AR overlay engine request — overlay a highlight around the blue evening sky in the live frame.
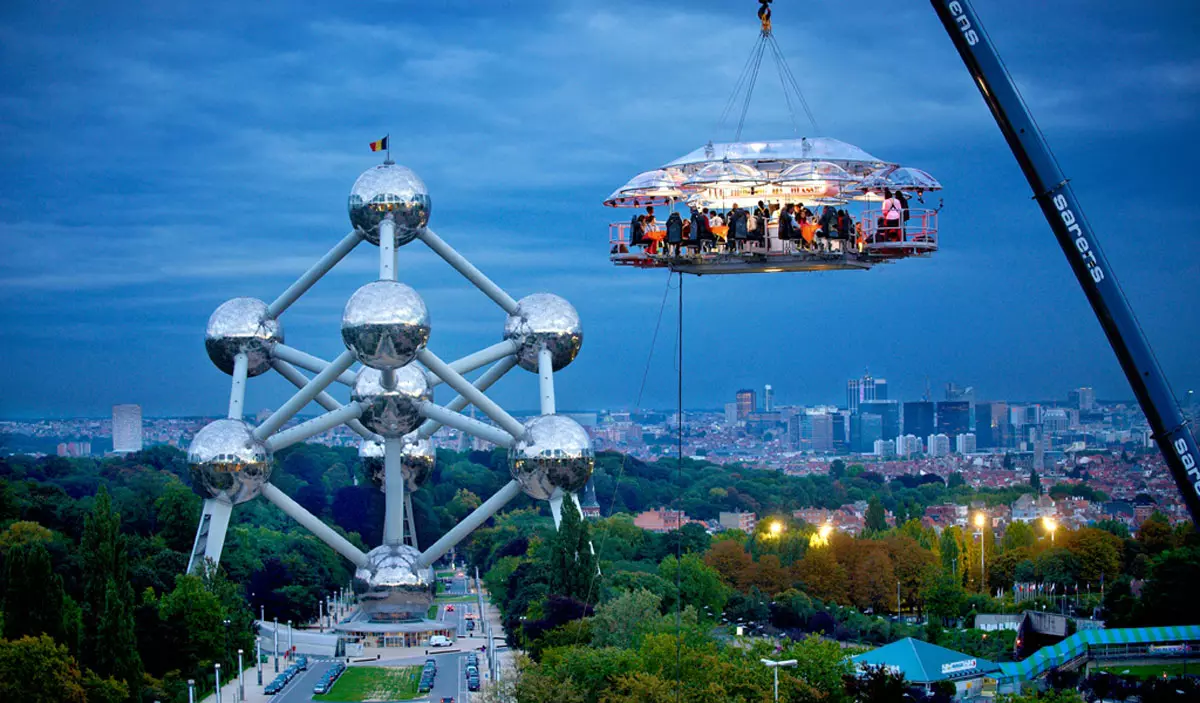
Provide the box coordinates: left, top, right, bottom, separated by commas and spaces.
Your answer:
1, 0, 1197, 419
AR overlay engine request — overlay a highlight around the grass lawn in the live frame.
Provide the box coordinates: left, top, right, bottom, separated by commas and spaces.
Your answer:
436, 595, 477, 603
313, 666, 422, 702
435, 569, 454, 577
1098, 662, 1197, 679
426, 604, 437, 619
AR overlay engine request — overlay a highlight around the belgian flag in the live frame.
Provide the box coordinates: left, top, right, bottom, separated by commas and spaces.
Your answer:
369, 136, 389, 152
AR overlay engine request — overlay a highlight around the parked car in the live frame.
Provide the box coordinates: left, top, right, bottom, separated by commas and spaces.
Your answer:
467, 676, 480, 691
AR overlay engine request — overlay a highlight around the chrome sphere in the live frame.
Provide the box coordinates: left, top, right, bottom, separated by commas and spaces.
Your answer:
342, 281, 430, 370
357, 434, 434, 492
353, 544, 435, 612
503, 293, 583, 372
352, 366, 431, 437
187, 419, 272, 504
509, 414, 594, 500
348, 163, 430, 246
399, 435, 435, 491
358, 437, 386, 488
204, 297, 283, 377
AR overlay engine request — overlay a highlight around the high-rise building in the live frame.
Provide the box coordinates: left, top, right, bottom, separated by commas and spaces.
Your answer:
945, 382, 974, 402
724, 402, 739, 426
736, 389, 756, 419
875, 379, 888, 401
1067, 387, 1096, 412
897, 434, 923, 457
974, 401, 1008, 449
956, 433, 977, 454
832, 411, 849, 453
903, 401, 935, 440
873, 438, 896, 457
851, 413, 882, 454
937, 401, 970, 439
810, 413, 834, 453
847, 379, 860, 414
860, 400, 900, 441
927, 433, 951, 457
764, 385, 775, 412
112, 404, 143, 453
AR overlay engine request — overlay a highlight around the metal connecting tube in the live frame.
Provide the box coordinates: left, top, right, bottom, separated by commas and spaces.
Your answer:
229, 352, 249, 419
254, 350, 356, 441
271, 360, 377, 441
416, 480, 523, 568
264, 403, 364, 453
271, 344, 358, 387
416, 228, 519, 314
538, 345, 555, 415
425, 340, 519, 389
417, 356, 517, 438
261, 483, 369, 568
416, 349, 525, 439
267, 231, 365, 319
416, 401, 515, 448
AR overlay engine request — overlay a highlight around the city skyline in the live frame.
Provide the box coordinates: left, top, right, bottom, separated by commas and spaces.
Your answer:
1, 1, 1197, 420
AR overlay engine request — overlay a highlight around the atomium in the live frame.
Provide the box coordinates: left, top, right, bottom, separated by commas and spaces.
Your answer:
352, 365, 431, 437
348, 162, 430, 246
188, 418, 272, 504
184, 158, 591, 617
504, 293, 583, 372
205, 297, 283, 377
509, 414, 594, 500
342, 280, 430, 369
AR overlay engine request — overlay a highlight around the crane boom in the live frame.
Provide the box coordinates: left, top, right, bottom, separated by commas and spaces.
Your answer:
930, 0, 1200, 525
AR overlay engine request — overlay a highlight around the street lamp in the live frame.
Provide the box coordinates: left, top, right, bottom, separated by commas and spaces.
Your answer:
769, 520, 784, 537
237, 649, 245, 701
974, 512, 987, 592
760, 658, 798, 703
273, 617, 279, 673
319, 600, 324, 633
214, 663, 222, 703
256, 637, 262, 685
1043, 517, 1058, 546
287, 619, 294, 656
187, 679, 195, 703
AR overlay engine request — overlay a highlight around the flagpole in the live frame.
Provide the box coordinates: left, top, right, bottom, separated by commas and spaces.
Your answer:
386, 133, 392, 164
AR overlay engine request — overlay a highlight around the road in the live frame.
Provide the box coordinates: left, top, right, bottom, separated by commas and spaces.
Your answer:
269, 659, 338, 703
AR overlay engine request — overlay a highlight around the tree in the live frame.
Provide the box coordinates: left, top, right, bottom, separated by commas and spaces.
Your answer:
794, 545, 848, 606
1029, 468, 1041, 494
3, 541, 65, 642
0, 520, 54, 556
448, 488, 482, 522
591, 589, 662, 649
1138, 546, 1200, 626
658, 553, 730, 615
79, 488, 142, 692
152, 483, 199, 552
547, 497, 598, 603
947, 472, 965, 489
157, 574, 225, 681
923, 572, 966, 625
0, 635, 87, 703
865, 497, 887, 534
1001, 521, 1035, 552
941, 527, 961, 576
1065, 528, 1122, 585
704, 539, 754, 588
844, 664, 909, 702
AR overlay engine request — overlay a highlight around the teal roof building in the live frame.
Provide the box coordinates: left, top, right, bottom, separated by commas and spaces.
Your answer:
850, 637, 1001, 684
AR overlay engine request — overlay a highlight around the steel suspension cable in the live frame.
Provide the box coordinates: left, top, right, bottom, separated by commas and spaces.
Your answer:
716, 34, 769, 138
734, 37, 768, 142
768, 33, 820, 133
673, 271, 684, 703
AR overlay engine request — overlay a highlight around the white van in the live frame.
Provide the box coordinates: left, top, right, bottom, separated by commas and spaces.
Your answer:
429, 635, 453, 647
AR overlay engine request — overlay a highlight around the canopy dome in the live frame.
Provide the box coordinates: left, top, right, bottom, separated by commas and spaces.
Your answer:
665, 137, 891, 177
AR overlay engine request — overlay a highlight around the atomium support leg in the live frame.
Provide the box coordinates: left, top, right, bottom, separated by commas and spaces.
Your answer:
271, 359, 377, 441
383, 437, 406, 546
267, 231, 364, 319
404, 494, 419, 549
271, 345, 358, 387
417, 228, 519, 314
229, 352, 249, 420
254, 350, 356, 440
547, 491, 585, 530
416, 480, 523, 568
417, 349, 525, 438
187, 498, 233, 573
538, 345, 555, 415
264, 403, 364, 453
417, 356, 517, 439
416, 401, 515, 448
426, 340, 519, 389
261, 483, 369, 569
